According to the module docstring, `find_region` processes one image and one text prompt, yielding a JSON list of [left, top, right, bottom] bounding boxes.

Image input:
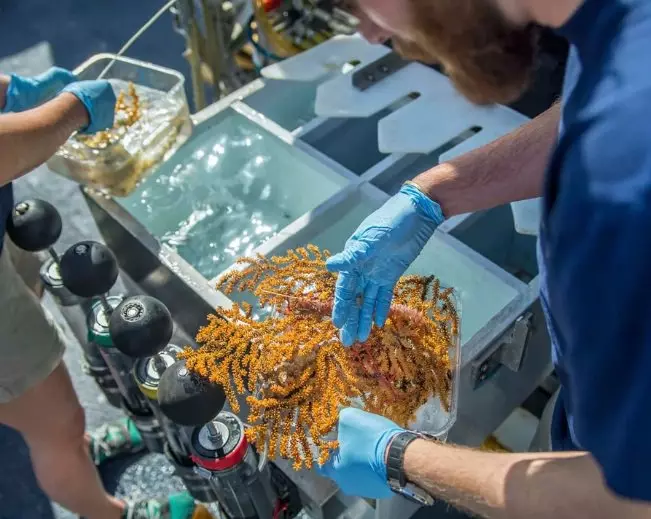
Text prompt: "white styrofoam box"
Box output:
[[261, 34, 387, 82], [510, 198, 542, 236], [438, 109, 540, 235], [407, 233, 524, 346], [493, 407, 540, 452], [118, 107, 351, 281], [314, 38, 531, 155], [253, 183, 388, 258]]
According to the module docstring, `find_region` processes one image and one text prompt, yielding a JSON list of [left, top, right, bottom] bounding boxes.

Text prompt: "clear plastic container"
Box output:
[[47, 54, 192, 197], [264, 285, 461, 462], [407, 290, 461, 440], [340, 289, 461, 441]]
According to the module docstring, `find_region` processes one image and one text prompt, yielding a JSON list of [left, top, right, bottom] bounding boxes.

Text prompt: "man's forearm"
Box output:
[[403, 439, 650, 519], [413, 103, 560, 217], [0, 92, 87, 186]]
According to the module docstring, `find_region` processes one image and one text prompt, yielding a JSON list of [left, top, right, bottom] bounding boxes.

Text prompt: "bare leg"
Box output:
[[0, 362, 124, 519]]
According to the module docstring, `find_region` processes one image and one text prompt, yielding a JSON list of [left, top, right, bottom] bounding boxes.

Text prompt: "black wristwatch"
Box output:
[[386, 431, 437, 505]]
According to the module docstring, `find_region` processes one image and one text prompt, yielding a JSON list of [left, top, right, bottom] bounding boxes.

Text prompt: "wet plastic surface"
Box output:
[[117, 109, 346, 280]]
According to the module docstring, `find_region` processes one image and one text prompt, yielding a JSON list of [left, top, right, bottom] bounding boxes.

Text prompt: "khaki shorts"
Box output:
[[0, 238, 65, 403]]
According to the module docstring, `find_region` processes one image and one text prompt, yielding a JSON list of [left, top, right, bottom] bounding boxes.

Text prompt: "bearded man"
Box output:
[[321, 0, 651, 517]]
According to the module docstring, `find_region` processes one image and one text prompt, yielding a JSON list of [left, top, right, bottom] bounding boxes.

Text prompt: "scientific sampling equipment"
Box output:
[[109, 295, 219, 503], [158, 360, 278, 519], [59, 241, 166, 453], [6, 200, 122, 407]]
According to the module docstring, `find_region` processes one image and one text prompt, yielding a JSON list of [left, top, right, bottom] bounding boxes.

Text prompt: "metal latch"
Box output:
[[193, 465, 213, 481], [472, 313, 533, 389], [352, 52, 411, 91]]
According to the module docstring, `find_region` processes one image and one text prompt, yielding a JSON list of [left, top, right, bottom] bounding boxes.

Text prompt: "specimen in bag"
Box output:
[[79, 82, 142, 149], [179, 245, 459, 470]]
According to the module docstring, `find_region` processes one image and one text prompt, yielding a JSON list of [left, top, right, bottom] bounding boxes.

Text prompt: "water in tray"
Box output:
[[119, 111, 344, 280]]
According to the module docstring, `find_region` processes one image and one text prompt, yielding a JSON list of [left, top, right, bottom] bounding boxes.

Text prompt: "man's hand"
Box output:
[[61, 80, 116, 134], [326, 183, 444, 345], [1, 67, 76, 113], [318, 408, 405, 499]]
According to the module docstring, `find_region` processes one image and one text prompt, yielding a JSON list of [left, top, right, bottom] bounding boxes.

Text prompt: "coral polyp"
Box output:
[[180, 245, 458, 470]]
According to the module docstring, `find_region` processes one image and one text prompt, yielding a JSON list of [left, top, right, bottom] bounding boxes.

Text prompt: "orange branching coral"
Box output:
[[180, 245, 459, 470]]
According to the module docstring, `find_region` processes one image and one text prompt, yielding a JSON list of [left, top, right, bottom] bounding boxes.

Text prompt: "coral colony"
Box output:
[[181, 245, 458, 470]]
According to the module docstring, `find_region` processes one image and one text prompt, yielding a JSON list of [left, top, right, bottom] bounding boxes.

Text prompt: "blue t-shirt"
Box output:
[[0, 183, 13, 254], [541, 0, 651, 502]]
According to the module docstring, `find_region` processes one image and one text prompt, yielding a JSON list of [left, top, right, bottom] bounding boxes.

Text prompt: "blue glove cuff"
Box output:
[[2, 75, 34, 113], [400, 183, 445, 226], [60, 80, 116, 134], [62, 85, 93, 132]]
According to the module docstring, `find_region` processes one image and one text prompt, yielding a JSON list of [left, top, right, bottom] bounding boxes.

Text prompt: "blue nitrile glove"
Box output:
[[61, 80, 116, 134], [326, 183, 444, 346], [2, 67, 76, 113], [318, 408, 405, 499]]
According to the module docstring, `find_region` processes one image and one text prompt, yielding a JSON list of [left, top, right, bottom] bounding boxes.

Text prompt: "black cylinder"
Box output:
[[164, 443, 218, 503], [109, 296, 174, 358], [158, 360, 226, 427], [122, 399, 166, 454], [60, 241, 118, 298], [6, 199, 62, 251], [81, 351, 122, 409]]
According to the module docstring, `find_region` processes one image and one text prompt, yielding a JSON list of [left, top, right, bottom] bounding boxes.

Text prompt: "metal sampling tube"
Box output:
[[135, 351, 218, 502], [134, 345, 190, 457], [39, 255, 81, 307], [87, 296, 166, 453], [190, 412, 275, 519], [121, 302, 219, 505]]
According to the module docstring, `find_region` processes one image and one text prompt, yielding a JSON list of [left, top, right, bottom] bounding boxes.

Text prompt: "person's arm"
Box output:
[[412, 102, 560, 217], [326, 103, 560, 344], [403, 440, 651, 519], [0, 79, 116, 186], [0, 67, 76, 113], [320, 408, 651, 519], [0, 94, 87, 186]]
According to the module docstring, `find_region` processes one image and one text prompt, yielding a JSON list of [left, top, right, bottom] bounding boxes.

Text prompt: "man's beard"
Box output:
[[393, 0, 539, 105]]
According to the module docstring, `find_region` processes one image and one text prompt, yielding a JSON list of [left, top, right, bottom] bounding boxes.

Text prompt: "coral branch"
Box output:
[[281, 294, 429, 330]]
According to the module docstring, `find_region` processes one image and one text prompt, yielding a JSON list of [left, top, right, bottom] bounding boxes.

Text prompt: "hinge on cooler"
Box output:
[[351, 52, 411, 91], [498, 313, 533, 372], [472, 312, 533, 389], [193, 465, 213, 481]]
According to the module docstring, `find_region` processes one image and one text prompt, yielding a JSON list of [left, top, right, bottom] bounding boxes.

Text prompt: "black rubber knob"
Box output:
[[6, 199, 62, 251], [158, 360, 226, 426], [60, 241, 118, 297], [109, 296, 173, 358]]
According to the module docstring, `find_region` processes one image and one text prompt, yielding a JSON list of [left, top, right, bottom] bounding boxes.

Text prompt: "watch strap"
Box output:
[[386, 431, 438, 506], [386, 432, 419, 487]]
